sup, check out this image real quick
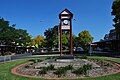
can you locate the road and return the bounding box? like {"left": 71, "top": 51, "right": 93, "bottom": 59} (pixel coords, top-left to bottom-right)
{"left": 11, "top": 53, "right": 60, "bottom": 60}
{"left": 0, "top": 53, "right": 60, "bottom": 62}
{"left": 0, "top": 51, "right": 120, "bottom": 62}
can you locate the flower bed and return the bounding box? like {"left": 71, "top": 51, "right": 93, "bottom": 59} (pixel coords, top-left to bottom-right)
{"left": 12, "top": 58, "right": 120, "bottom": 79}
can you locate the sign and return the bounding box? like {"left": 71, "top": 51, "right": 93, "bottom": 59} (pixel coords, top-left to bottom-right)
{"left": 62, "top": 25, "right": 70, "bottom": 30}
{"left": 35, "top": 44, "right": 39, "bottom": 48}
{"left": 90, "top": 44, "right": 97, "bottom": 46}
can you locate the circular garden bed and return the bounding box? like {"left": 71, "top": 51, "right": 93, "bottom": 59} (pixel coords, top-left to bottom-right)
{"left": 12, "top": 56, "right": 120, "bottom": 79}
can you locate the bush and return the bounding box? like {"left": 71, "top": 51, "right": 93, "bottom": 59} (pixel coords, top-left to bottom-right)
{"left": 65, "top": 64, "right": 73, "bottom": 70}
{"left": 75, "top": 56, "right": 88, "bottom": 59}
{"left": 72, "top": 67, "right": 84, "bottom": 75}
{"left": 80, "top": 56, "right": 88, "bottom": 59}
{"left": 54, "top": 67, "right": 67, "bottom": 77}
{"left": 73, "top": 64, "right": 92, "bottom": 76}
{"left": 2, "top": 51, "right": 12, "bottom": 56}
{"left": 38, "top": 64, "right": 55, "bottom": 75}
{"left": 24, "top": 64, "right": 29, "bottom": 68}
{"left": 82, "top": 64, "right": 92, "bottom": 75}
{"left": 46, "top": 57, "right": 52, "bottom": 59}
{"left": 39, "top": 67, "right": 48, "bottom": 75}
{"left": 47, "top": 64, "right": 55, "bottom": 70}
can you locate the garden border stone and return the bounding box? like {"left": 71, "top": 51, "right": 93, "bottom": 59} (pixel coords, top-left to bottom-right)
{"left": 11, "top": 60, "right": 120, "bottom": 79}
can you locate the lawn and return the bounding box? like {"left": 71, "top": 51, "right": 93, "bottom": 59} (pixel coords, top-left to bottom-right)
{"left": 0, "top": 57, "right": 120, "bottom": 80}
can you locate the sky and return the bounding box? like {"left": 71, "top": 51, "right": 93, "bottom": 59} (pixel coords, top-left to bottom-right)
{"left": 0, "top": 0, "right": 114, "bottom": 42}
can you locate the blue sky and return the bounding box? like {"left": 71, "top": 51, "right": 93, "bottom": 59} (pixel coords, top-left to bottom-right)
{"left": 0, "top": 0, "right": 114, "bottom": 42}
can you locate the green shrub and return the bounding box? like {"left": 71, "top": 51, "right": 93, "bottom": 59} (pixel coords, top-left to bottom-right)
{"left": 24, "top": 64, "right": 29, "bottom": 68}
{"left": 72, "top": 67, "right": 84, "bottom": 75}
{"left": 39, "top": 67, "right": 48, "bottom": 75}
{"left": 82, "top": 64, "right": 92, "bottom": 75}
{"left": 54, "top": 67, "right": 67, "bottom": 77}
{"left": 83, "top": 64, "right": 92, "bottom": 70}
{"left": 80, "top": 56, "right": 88, "bottom": 59}
{"left": 73, "top": 64, "right": 92, "bottom": 76}
{"left": 75, "top": 56, "right": 87, "bottom": 59}
{"left": 3, "top": 51, "right": 12, "bottom": 56}
{"left": 47, "top": 64, "right": 55, "bottom": 70}
{"left": 65, "top": 64, "right": 73, "bottom": 70}
{"left": 46, "top": 57, "right": 52, "bottom": 59}
{"left": 38, "top": 64, "right": 55, "bottom": 75}
{"left": 97, "top": 60, "right": 104, "bottom": 67}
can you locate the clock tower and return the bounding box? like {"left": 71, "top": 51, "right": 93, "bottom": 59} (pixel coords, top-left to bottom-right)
{"left": 59, "top": 9, "right": 73, "bottom": 56}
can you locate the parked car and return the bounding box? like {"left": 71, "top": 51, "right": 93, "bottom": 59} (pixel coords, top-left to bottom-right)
{"left": 95, "top": 47, "right": 103, "bottom": 51}
{"left": 52, "top": 48, "right": 59, "bottom": 51}
{"left": 75, "top": 47, "right": 84, "bottom": 51}
{"left": 40, "top": 48, "right": 48, "bottom": 52}
{"left": 103, "top": 47, "right": 111, "bottom": 52}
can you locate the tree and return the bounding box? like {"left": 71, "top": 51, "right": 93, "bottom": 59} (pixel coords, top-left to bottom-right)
{"left": 0, "top": 18, "right": 32, "bottom": 47}
{"left": 15, "top": 29, "right": 32, "bottom": 46}
{"left": 62, "top": 34, "right": 69, "bottom": 49}
{"left": 78, "top": 30, "right": 93, "bottom": 48}
{"left": 44, "top": 25, "right": 70, "bottom": 49}
{"left": 72, "top": 34, "right": 79, "bottom": 47}
{"left": 111, "top": 0, "right": 120, "bottom": 39}
{"left": 0, "top": 18, "right": 16, "bottom": 45}
{"left": 33, "top": 35, "right": 44, "bottom": 47}
{"left": 44, "top": 25, "right": 58, "bottom": 48}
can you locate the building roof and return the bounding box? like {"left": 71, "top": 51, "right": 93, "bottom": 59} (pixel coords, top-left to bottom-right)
{"left": 59, "top": 8, "right": 73, "bottom": 19}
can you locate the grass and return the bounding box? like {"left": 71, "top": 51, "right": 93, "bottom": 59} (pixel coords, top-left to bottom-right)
{"left": 0, "top": 56, "right": 120, "bottom": 80}
{"left": 0, "top": 58, "right": 46, "bottom": 80}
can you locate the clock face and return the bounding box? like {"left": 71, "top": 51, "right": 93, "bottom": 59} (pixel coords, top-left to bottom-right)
{"left": 63, "top": 20, "right": 68, "bottom": 25}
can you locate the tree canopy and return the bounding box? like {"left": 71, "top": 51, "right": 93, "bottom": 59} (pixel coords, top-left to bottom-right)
{"left": 78, "top": 30, "right": 93, "bottom": 48}
{"left": 0, "top": 18, "right": 94, "bottom": 50}
{"left": 44, "top": 25, "right": 58, "bottom": 48}
{"left": 111, "top": 0, "right": 120, "bottom": 39}
{"left": 44, "top": 25, "right": 93, "bottom": 50}
{"left": 0, "top": 18, "right": 32, "bottom": 46}
{"left": 44, "top": 25, "right": 70, "bottom": 49}
{"left": 32, "top": 35, "right": 44, "bottom": 48}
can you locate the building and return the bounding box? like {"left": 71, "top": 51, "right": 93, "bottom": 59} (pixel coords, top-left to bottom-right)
{"left": 104, "top": 29, "right": 118, "bottom": 40}
{"left": 93, "top": 29, "right": 120, "bottom": 52}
